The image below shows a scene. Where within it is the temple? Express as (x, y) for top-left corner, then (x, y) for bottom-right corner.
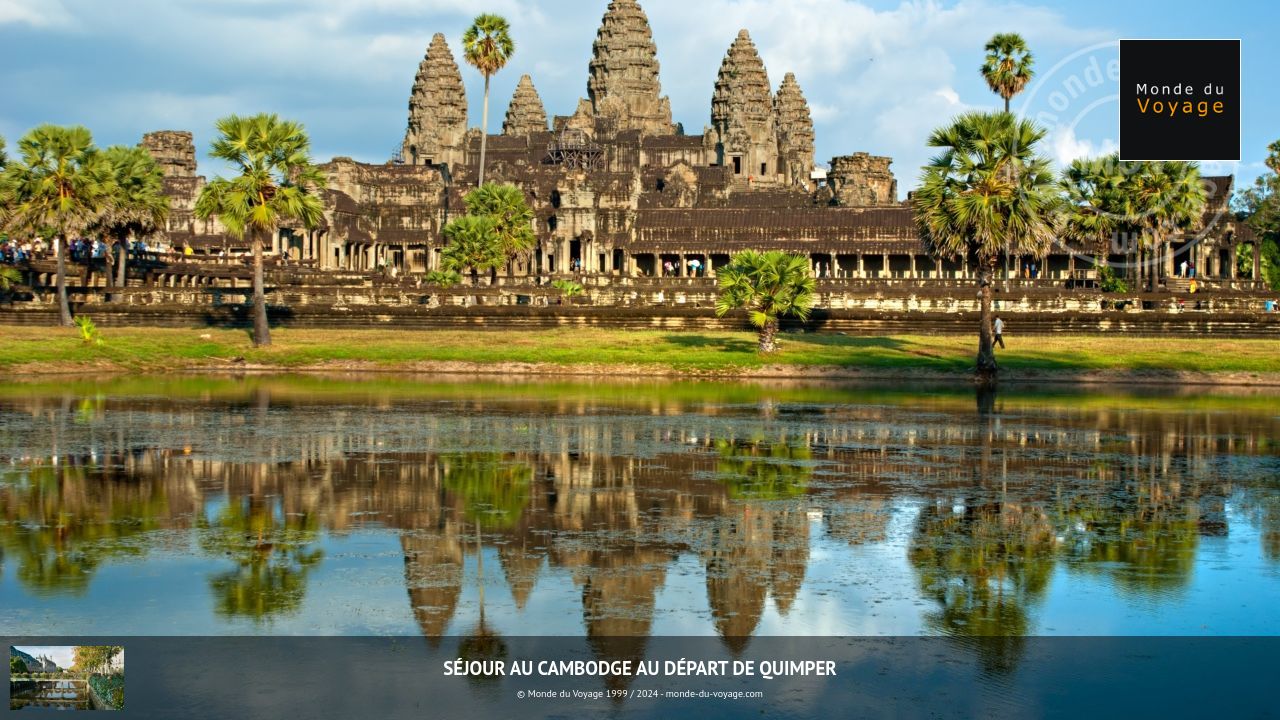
(134, 0), (1263, 292)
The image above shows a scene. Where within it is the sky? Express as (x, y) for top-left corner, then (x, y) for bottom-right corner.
(1, 0), (1276, 199)
(12, 645), (75, 669)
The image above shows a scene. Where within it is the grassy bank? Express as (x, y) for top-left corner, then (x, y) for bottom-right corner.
(1, 325), (1277, 381)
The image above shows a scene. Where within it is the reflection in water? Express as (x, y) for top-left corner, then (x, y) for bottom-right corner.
(1, 377), (1279, 668)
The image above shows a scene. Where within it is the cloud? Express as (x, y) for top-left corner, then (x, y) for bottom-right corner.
(0, 0), (70, 27)
(0, 0), (1119, 197)
(1048, 125), (1118, 165)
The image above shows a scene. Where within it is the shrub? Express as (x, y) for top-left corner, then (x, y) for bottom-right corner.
(1098, 265), (1129, 293)
(550, 279), (585, 297)
(74, 315), (103, 345)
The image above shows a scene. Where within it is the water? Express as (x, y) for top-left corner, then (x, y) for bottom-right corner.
(1, 376), (1277, 641)
(9, 680), (91, 711)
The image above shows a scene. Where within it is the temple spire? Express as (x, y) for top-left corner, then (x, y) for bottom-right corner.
(775, 72), (815, 188)
(502, 75), (549, 136)
(402, 33), (469, 168)
(586, 0), (674, 135)
(708, 29), (778, 180)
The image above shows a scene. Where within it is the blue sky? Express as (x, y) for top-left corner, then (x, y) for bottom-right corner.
(12, 645), (75, 668)
(1, 0), (1275, 198)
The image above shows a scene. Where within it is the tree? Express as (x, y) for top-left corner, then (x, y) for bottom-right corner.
(913, 112), (1058, 381)
(194, 114), (327, 347)
(463, 14), (515, 185)
(980, 33), (1034, 113)
(464, 182), (535, 273)
(1233, 139), (1280, 290)
(714, 250), (816, 354)
(10, 655), (27, 675)
(0, 125), (114, 326)
(0, 134), (7, 168)
(1058, 155), (1142, 273)
(441, 215), (504, 285)
(1130, 161), (1205, 290)
(93, 145), (169, 301)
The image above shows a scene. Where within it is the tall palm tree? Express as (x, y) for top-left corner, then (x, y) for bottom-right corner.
(194, 114), (327, 347)
(462, 14), (515, 186)
(463, 182), (535, 275)
(93, 145), (170, 301)
(441, 214), (504, 286)
(1131, 161), (1205, 289)
(0, 125), (114, 326)
(981, 33), (1035, 113)
(714, 250), (816, 353)
(913, 111), (1059, 381)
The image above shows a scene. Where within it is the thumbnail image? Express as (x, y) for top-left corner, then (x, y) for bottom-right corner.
(9, 646), (124, 711)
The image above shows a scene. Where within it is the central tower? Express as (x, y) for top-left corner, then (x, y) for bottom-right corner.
(586, 0), (675, 135)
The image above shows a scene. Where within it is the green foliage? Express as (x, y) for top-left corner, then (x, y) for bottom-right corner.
(462, 14), (515, 78)
(714, 439), (812, 500)
(194, 114), (327, 243)
(1097, 265), (1129, 293)
(424, 269), (462, 288)
(913, 112), (1059, 265)
(75, 315), (103, 345)
(0, 124), (113, 241)
(441, 215), (504, 281)
(981, 33), (1035, 111)
(93, 145), (170, 245)
(0, 266), (22, 292)
(464, 183), (536, 260)
(440, 453), (531, 529)
(1235, 140), (1280, 290)
(0, 134), (7, 168)
(550, 279), (584, 297)
(11, 655), (27, 674)
(715, 251), (816, 329)
(89, 671), (125, 709)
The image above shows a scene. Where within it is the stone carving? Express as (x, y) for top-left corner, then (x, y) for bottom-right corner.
(828, 153), (899, 207)
(402, 33), (469, 169)
(141, 131), (198, 178)
(707, 30), (778, 182)
(587, 0), (674, 136)
(774, 73), (815, 190)
(503, 74), (549, 136)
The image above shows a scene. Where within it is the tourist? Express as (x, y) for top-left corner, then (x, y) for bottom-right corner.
(1180, 259), (1189, 278)
(993, 316), (1006, 349)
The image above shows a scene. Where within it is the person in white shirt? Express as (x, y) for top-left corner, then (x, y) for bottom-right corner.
(993, 316), (1006, 349)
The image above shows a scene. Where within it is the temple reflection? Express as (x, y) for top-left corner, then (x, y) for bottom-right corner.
(1, 380), (1277, 657)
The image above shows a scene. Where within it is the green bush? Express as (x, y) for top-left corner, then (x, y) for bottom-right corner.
(550, 279), (585, 297)
(75, 316), (103, 345)
(1097, 265), (1129, 293)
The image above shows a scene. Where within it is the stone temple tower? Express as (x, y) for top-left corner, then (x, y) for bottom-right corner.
(707, 30), (779, 181)
(587, 0), (675, 135)
(774, 73), (816, 189)
(402, 33), (469, 169)
(503, 75), (549, 136)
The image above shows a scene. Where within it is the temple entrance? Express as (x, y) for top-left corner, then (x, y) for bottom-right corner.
(570, 240), (583, 273)
(612, 249), (625, 275)
(732, 156), (743, 175)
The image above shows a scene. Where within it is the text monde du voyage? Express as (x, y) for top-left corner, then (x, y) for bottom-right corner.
(1134, 82), (1228, 118)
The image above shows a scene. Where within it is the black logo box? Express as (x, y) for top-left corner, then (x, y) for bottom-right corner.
(1119, 39), (1240, 161)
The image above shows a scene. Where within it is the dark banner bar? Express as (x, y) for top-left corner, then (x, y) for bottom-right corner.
(6, 637), (1278, 718)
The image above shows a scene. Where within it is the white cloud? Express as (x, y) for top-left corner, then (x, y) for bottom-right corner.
(1049, 125), (1118, 165)
(0, 0), (71, 26)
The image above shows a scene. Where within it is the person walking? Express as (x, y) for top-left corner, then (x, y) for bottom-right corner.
(994, 315), (1006, 349)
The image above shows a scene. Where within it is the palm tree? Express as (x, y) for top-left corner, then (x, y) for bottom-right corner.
(462, 14), (515, 185)
(913, 112), (1059, 381)
(1059, 155), (1130, 267)
(194, 114), (327, 347)
(981, 33), (1035, 113)
(441, 214), (504, 285)
(714, 250), (816, 353)
(463, 182), (535, 276)
(0, 125), (114, 326)
(1130, 161), (1205, 290)
(94, 145), (169, 301)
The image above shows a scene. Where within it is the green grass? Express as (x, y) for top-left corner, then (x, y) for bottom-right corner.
(0, 325), (1277, 376)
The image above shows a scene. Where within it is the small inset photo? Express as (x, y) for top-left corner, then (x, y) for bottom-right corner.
(9, 646), (124, 711)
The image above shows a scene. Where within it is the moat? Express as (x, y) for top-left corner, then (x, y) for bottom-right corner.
(1, 377), (1277, 639)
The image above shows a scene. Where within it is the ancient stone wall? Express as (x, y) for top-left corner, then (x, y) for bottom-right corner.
(587, 0), (674, 136)
(503, 75), (549, 136)
(403, 33), (469, 169)
(707, 30), (778, 183)
(828, 153), (899, 207)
